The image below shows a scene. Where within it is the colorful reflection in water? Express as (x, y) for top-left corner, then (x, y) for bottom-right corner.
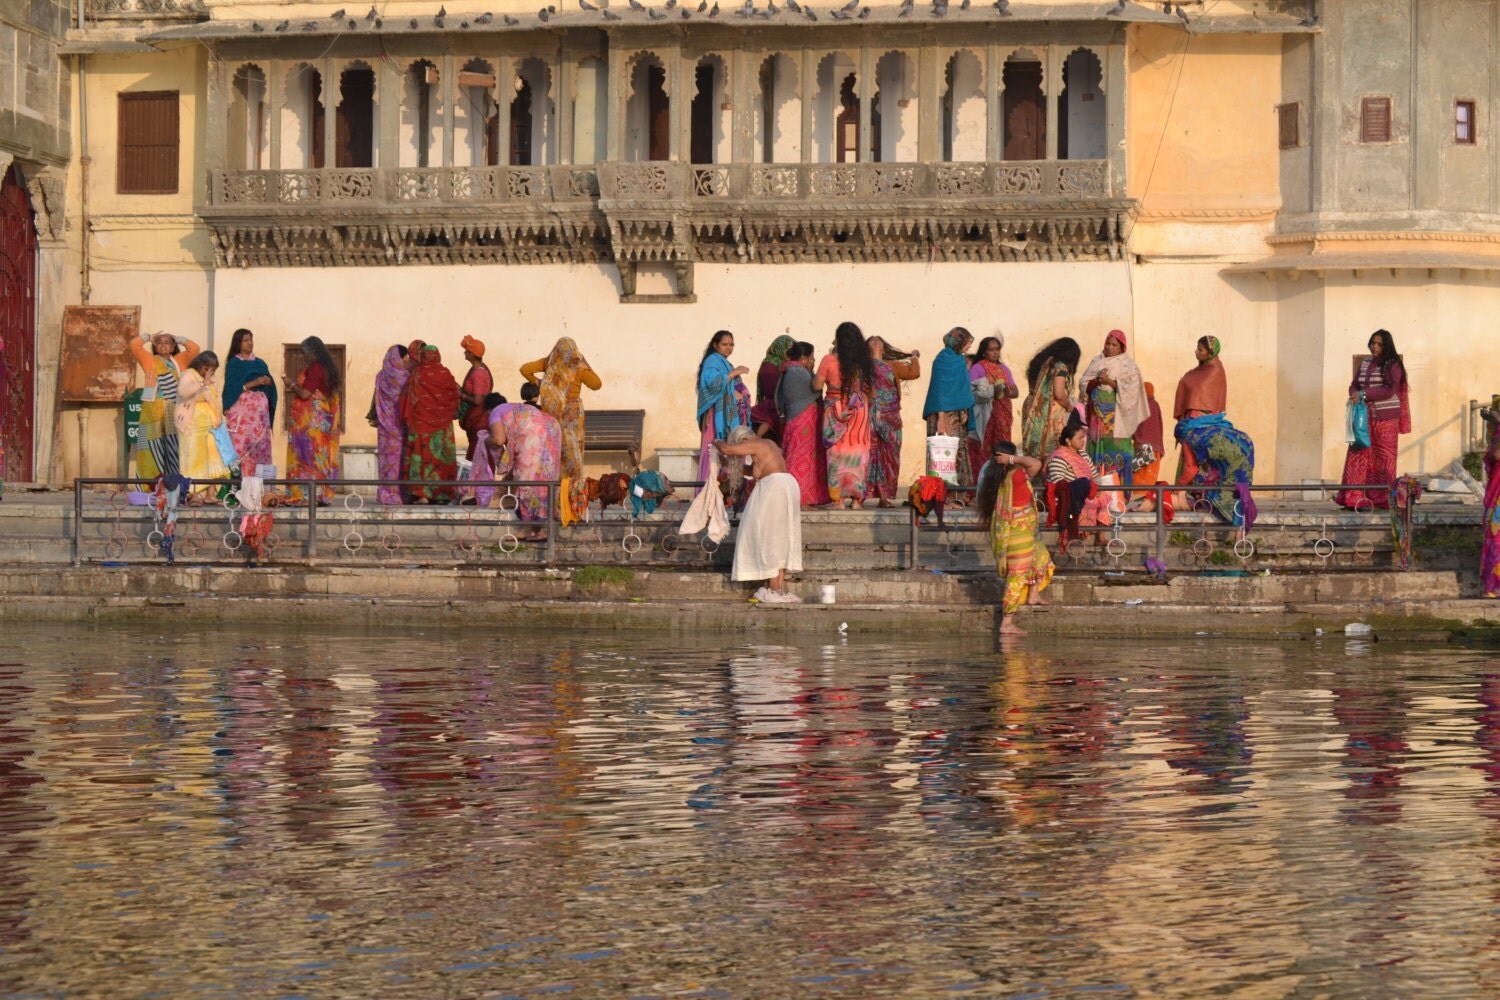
(0, 624), (1498, 996)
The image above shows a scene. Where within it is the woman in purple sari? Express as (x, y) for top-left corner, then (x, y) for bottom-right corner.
(371, 344), (411, 504)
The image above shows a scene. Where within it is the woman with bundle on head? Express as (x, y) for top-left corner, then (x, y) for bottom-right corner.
(776, 341), (832, 507)
(1335, 328), (1411, 511)
(176, 351), (232, 504)
(1173, 335), (1228, 486)
(750, 334), (796, 441)
(457, 335), (494, 462)
(399, 344), (461, 504)
(523, 337), (601, 519)
(868, 335), (921, 507)
(922, 327), (977, 488)
(369, 344), (412, 504)
(221, 328), (277, 477)
(695, 330), (752, 486)
(976, 440), (1054, 637)
(128, 329), (202, 481)
(281, 336), (342, 506)
(1020, 337), (1082, 479)
(813, 322), (876, 507)
(968, 333), (1019, 473)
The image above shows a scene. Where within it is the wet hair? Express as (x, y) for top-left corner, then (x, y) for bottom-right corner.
(187, 351), (219, 374)
(868, 335), (913, 361)
(227, 328), (253, 358)
(697, 330), (735, 387)
(727, 425), (757, 444)
(299, 336), (341, 394)
(520, 382), (540, 403)
(833, 321), (875, 394)
(973, 442), (1021, 524)
(1026, 337), (1082, 390)
(970, 336), (1003, 365)
(1369, 328), (1408, 385)
(483, 392), (506, 410)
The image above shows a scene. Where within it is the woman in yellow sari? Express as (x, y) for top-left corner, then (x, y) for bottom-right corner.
(975, 440), (1054, 637)
(128, 330), (201, 481)
(174, 351), (232, 504)
(521, 337), (601, 520)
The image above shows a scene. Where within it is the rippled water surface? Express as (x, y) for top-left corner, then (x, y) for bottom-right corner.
(1, 624), (1499, 997)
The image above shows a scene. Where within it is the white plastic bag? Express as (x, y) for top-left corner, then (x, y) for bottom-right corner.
(926, 435), (961, 484)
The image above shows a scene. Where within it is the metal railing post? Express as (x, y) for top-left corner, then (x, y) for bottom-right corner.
(72, 479), (83, 567)
(1154, 483), (1166, 564)
(545, 482), (556, 564)
(305, 481), (318, 558)
(909, 508), (919, 571)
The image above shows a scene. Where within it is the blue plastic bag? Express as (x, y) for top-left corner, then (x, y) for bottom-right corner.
(1346, 394), (1371, 450)
(211, 422), (240, 469)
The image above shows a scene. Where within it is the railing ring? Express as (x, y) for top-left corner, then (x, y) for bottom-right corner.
(701, 536), (720, 553)
(146, 529), (165, 550)
(1233, 537), (1255, 560)
(104, 537), (127, 560)
(343, 530), (364, 553)
(498, 492), (520, 513)
(660, 533), (681, 554)
(343, 492), (364, 513)
(1353, 538), (1376, 558)
(497, 532), (520, 553)
(379, 530), (402, 553)
(223, 530), (243, 552)
(622, 533), (644, 555)
(1106, 537), (1128, 559)
(1313, 537), (1336, 559)
(1192, 537), (1214, 558)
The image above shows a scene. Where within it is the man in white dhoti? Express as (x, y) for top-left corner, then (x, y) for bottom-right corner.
(715, 426), (804, 604)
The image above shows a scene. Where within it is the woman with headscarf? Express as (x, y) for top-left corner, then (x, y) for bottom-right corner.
(221, 328), (276, 476)
(281, 335), (342, 505)
(695, 330), (752, 486)
(776, 341), (832, 507)
(471, 396), (562, 533)
(370, 344), (411, 504)
(457, 335), (494, 462)
(1045, 415), (1103, 548)
(176, 351), (232, 504)
(922, 327), (978, 488)
(1078, 329), (1150, 486)
(1020, 337), (1082, 480)
(813, 321), (877, 507)
(976, 440), (1054, 637)
(523, 336), (601, 517)
(1172, 335), (1228, 485)
(1335, 328), (1411, 511)
(750, 334), (796, 441)
(400, 344), (461, 504)
(968, 333), (1019, 473)
(128, 329), (202, 481)
(868, 335), (922, 507)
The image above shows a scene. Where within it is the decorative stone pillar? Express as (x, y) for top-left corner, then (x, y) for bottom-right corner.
(497, 54), (514, 167)
(917, 46), (940, 163)
(667, 42), (683, 161)
(986, 45), (1001, 162)
(1104, 43), (1125, 194)
(378, 58), (400, 168)
(858, 47), (873, 163)
(732, 45), (754, 164)
(442, 55), (457, 167)
(268, 59), (283, 170)
(1044, 45), (1059, 161)
(801, 48), (815, 163)
(323, 57), (337, 167)
(558, 48), (575, 166)
(22, 163), (72, 485)
(607, 47), (626, 161)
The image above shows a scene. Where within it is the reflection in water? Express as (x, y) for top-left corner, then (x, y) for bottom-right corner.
(1, 626), (1499, 995)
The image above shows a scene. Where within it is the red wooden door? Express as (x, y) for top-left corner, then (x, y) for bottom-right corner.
(0, 166), (36, 483)
(1003, 62), (1045, 160)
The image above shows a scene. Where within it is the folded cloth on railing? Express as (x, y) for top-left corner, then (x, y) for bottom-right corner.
(629, 470), (672, 517)
(235, 475), (265, 514)
(680, 449), (730, 543)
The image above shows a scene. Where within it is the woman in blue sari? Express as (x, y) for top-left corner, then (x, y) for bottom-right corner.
(922, 327), (977, 487)
(696, 330), (752, 484)
(1176, 412), (1256, 526)
(221, 328), (278, 475)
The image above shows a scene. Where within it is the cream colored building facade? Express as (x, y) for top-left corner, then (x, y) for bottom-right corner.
(39, 0), (1500, 486)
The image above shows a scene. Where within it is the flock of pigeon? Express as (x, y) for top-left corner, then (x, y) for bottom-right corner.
(247, 0), (1035, 32)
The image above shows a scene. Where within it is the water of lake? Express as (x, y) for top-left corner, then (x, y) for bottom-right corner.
(0, 623), (1496, 997)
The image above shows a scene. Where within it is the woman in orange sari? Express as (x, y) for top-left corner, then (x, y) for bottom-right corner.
(813, 322), (875, 507)
(522, 337), (601, 520)
(400, 344), (462, 504)
(1172, 336), (1228, 485)
(281, 336), (342, 505)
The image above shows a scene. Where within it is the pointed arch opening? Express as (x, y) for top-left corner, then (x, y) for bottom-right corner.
(756, 53), (801, 163)
(941, 51), (984, 163)
(229, 64), (268, 170)
(282, 63), (322, 168)
(626, 53), (670, 161)
(1059, 48), (1105, 160)
(335, 62), (376, 168)
(400, 60), (443, 168)
(1002, 49), (1045, 161)
(872, 51), (915, 163)
(690, 55), (729, 165)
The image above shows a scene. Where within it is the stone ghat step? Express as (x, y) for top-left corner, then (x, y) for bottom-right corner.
(0, 564), (1467, 607)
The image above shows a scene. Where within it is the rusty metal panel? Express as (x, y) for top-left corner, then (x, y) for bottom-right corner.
(60, 305), (139, 403)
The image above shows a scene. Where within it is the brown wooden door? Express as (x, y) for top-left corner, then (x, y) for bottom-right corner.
(336, 69), (374, 168)
(0, 166), (36, 482)
(648, 65), (670, 161)
(1003, 62), (1045, 160)
(510, 81), (533, 166)
(310, 70), (326, 169)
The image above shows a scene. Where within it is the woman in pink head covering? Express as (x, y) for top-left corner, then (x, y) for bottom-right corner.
(370, 344), (410, 504)
(1078, 328), (1149, 486)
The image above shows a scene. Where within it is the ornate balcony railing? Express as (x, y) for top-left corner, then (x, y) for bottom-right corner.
(209, 166), (601, 210)
(83, 0), (208, 20)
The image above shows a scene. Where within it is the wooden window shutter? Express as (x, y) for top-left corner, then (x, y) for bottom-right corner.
(118, 91), (180, 194)
(1456, 100), (1477, 145)
(1360, 96), (1392, 143)
(1277, 102), (1300, 150)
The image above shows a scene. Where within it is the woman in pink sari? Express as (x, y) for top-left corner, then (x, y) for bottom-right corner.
(968, 334), (1019, 472)
(221, 328), (276, 475)
(813, 322), (875, 508)
(867, 336), (921, 507)
(370, 344), (411, 504)
(470, 398), (562, 535)
(776, 342), (831, 507)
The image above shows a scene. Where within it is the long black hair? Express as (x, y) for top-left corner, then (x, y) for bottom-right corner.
(1025, 337), (1082, 390)
(301, 335), (341, 394)
(970, 336), (1002, 366)
(227, 328), (253, 358)
(833, 321), (875, 394)
(974, 440), (1019, 524)
(1369, 328), (1408, 385)
(697, 330), (734, 386)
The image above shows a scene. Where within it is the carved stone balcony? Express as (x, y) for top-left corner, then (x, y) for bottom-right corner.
(83, 0), (208, 20)
(203, 160), (1132, 267)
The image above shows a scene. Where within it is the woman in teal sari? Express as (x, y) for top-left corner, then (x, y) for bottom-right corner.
(221, 328), (277, 474)
(696, 330), (752, 485)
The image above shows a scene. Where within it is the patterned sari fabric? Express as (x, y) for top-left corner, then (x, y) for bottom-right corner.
(1, 338), (8, 497)
(222, 353), (276, 473)
(175, 369), (231, 495)
(868, 359), (904, 501)
(459, 362), (494, 461)
(286, 362), (341, 505)
(818, 355), (872, 504)
(134, 356), (182, 481)
(1175, 413), (1255, 525)
(373, 346), (409, 505)
(782, 402), (831, 507)
(469, 404), (562, 520)
(1484, 423), (1500, 597)
(989, 467), (1055, 616)
(696, 352), (752, 483)
(528, 337), (599, 520)
(1021, 360), (1073, 474)
(970, 359), (1016, 456)
(400, 347), (461, 504)
(749, 335), (795, 440)
(1335, 357), (1409, 511)
(1085, 386), (1135, 485)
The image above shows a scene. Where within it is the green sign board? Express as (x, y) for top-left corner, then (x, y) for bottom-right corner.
(124, 389), (143, 446)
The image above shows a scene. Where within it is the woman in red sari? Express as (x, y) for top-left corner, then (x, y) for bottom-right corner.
(457, 335), (493, 462)
(968, 334), (1019, 474)
(281, 336), (341, 505)
(775, 341), (832, 507)
(867, 336), (921, 507)
(1172, 335), (1228, 485)
(1336, 328), (1410, 511)
(400, 344), (462, 504)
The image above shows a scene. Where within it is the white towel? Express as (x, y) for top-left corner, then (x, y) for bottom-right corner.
(680, 447), (730, 543)
(731, 472), (803, 582)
